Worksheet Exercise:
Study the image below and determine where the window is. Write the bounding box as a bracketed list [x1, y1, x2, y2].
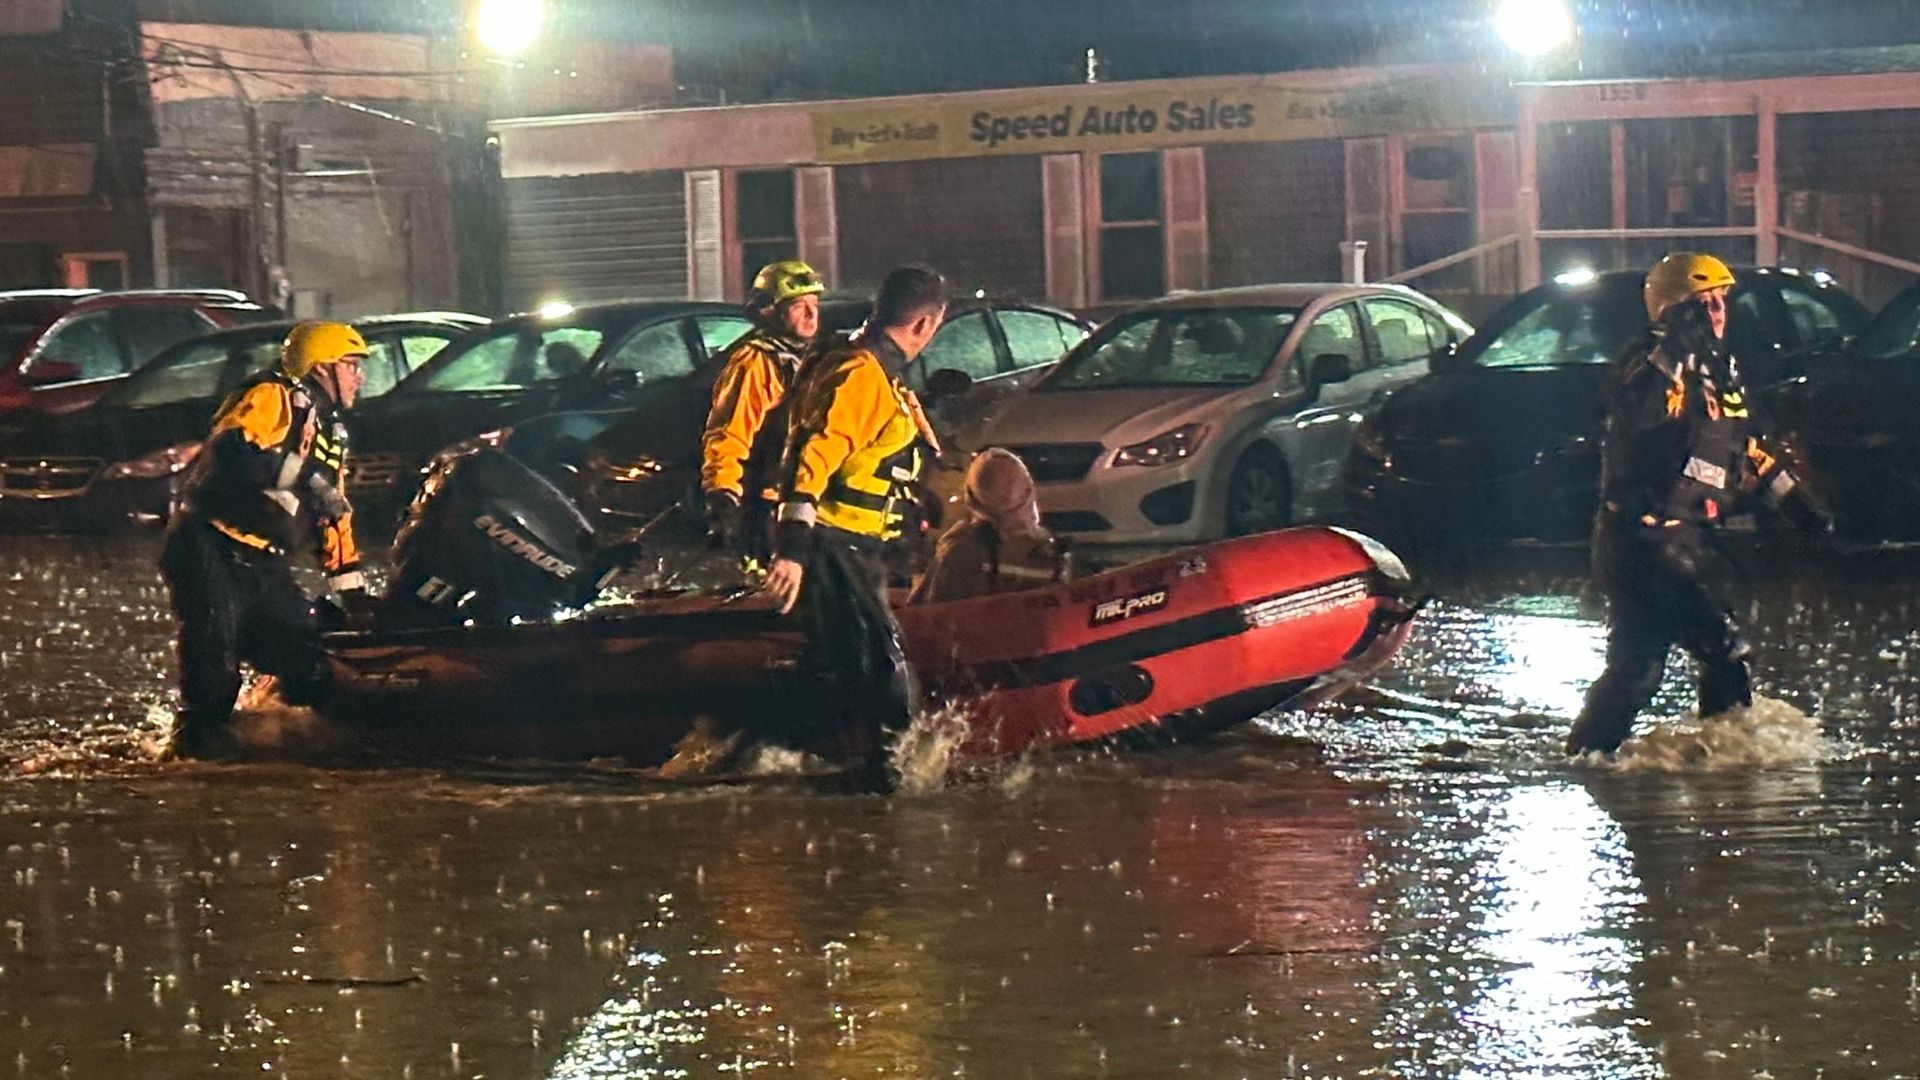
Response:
[998, 309, 1084, 371]
[737, 170, 798, 294]
[603, 321, 693, 382]
[1295, 305, 1365, 375]
[1470, 282, 1646, 369]
[408, 325, 607, 393]
[22, 312, 122, 384]
[1857, 286, 1920, 361]
[1099, 152, 1164, 300]
[1362, 298, 1434, 366]
[400, 333, 454, 375]
[914, 311, 999, 387]
[358, 338, 405, 399]
[1421, 307, 1463, 349]
[1044, 307, 1299, 391]
[116, 308, 214, 368]
[115, 339, 235, 407]
[1777, 282, 1850, 352]
[695, 316, 754, 359]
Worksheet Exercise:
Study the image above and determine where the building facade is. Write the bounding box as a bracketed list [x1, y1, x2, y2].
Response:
[491, 57, 1920, 318]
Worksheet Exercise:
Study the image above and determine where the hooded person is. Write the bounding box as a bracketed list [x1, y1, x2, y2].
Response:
[910, 448, 1068, 603]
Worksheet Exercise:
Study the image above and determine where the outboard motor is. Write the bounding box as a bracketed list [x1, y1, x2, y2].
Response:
[383, 448, 628, 628]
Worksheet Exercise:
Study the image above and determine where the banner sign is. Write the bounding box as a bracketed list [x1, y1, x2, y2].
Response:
[812, 74, 1510, 164]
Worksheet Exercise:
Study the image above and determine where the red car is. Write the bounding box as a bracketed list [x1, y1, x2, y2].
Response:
[0, 288, 272, 417]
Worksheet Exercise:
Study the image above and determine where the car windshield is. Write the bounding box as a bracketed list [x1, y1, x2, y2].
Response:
[1856, 283, 1920, 360]
[1463, 276, 1647, 368]
[402, 323, 606, 393]
[1041, 307, 1299, 390]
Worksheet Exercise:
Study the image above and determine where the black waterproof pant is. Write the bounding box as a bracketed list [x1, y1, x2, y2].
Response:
[791, 528, 920, 773]
[160, 518, 324, 753]
[1568, 518, 1752, 754]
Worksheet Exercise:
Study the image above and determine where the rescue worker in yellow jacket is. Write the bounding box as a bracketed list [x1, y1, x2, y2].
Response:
[160, 321, 372, 755]
[762, 266, 949, 785]
[701, 259, 824, 562]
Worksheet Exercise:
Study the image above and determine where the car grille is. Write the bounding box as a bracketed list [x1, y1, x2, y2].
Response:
[347, 453, 413, 491]
[0, 457, 103, 499]
[1007, 443, 1104, 483]
[1041, 510, 1111, 533]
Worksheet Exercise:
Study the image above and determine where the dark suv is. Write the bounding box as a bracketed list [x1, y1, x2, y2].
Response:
[0, 289, 272, 417]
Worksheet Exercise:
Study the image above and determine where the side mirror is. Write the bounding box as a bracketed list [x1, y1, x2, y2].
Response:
[923, 367, 974, 404]
[20, 358, 83, 386]
[1309, 353, 1352, 386]
[1428, 341, 1463, 375]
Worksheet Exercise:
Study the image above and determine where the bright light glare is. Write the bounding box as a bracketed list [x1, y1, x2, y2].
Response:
[1553, 267, 1597, 287]
[476, 0, 543, 57]
[536, 300, 574, 320]
[1495, 0, 1574, 57]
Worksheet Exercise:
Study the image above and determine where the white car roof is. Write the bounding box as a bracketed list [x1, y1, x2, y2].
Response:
[1137, 282, 1432, 311]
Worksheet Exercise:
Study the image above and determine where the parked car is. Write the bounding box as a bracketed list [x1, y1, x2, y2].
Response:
[0, 288, 273, 417]
[0, 313, 484, 530]
[1764, 277, 1920, 540]
[970, 283, 1474, 545]
[346, 300, 748, 520]
[506, 295, 1092, 530]
[818, 294, 1092, 446]
[1343, 267, 1871, 546]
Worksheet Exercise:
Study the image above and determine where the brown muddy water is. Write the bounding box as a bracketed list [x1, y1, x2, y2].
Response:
[1, 532, 1917, 1078]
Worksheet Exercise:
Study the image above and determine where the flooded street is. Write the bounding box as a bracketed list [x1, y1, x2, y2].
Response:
[2, 532, 1917, 1078]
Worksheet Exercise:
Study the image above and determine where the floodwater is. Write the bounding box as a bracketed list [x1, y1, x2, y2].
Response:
[2, 532, 1917, 1078]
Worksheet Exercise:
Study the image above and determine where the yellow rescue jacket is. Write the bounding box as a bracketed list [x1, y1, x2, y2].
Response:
[700, 328, 805, 503]
[178, 371, 363, 591]
[777, 329, 924, 543]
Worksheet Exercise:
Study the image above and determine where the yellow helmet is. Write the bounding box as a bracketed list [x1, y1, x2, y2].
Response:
[749, 259, 824, 307]
[280, 321, 369, 380]
[1643, 252, 1736, 320]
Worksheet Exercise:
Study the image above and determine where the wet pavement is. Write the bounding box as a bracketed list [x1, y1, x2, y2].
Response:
[1, 532, 1917, 1078]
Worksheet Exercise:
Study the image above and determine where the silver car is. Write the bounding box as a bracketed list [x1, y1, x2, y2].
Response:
[975, 283, 1473, 545]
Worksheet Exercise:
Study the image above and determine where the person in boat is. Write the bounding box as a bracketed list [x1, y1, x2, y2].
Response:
[700, 259, 825, 565]
[1566, 253, 1832, 756]
[910, 447, 1068, 603]
[160, 321, 374, 755]
[761, 265, 949, 785]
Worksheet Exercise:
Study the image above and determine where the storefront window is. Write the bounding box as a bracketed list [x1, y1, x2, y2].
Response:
[737, 170, 797, 293]
[1099, 152, 1165, 301]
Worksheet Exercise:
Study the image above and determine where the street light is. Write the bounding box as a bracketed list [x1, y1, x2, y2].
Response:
[475, 0, 543, 57]
[1494, 0, 1574, 57]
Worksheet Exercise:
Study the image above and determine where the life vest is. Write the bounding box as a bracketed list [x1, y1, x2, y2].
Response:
[780, 331, 923, 542]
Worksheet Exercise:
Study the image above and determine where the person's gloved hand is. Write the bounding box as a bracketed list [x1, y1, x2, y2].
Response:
[1660, 296, 1722, 362]
[704, 492, 739, 551]
[335, 588, 381, 631]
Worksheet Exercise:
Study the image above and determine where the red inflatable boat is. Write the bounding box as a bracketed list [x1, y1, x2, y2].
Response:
[313, 526, 1417, 764]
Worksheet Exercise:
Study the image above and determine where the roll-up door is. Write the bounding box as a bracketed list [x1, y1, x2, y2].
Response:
[1205, 140, 1346, 286]
[504, 171, 688, 310]
[835, 156, 1046, 298]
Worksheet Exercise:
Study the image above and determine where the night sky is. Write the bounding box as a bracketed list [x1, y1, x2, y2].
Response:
[128, 0, 1920, 102]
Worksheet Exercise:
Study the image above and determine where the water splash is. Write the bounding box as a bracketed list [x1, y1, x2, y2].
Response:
[890, 703, 975, 795]
[226, 677, 354, 756]
[7, 701, 175, 776]
[1587, 695, 1829, 773]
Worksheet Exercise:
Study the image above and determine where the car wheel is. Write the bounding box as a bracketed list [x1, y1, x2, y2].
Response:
[1224, 448, 1292, 537]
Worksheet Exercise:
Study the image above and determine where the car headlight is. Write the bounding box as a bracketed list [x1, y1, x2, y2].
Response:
[99, 441, 202, 481]
[424, 427, 513, 472]
[1112, 424, 1207, 467]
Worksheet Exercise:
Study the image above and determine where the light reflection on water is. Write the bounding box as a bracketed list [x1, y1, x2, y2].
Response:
[1, 534, 1918, 1077]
